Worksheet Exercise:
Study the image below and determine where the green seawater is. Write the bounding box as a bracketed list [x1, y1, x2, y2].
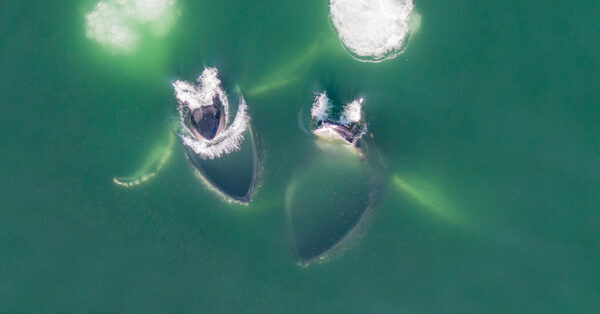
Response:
[1, 0, 599, 312]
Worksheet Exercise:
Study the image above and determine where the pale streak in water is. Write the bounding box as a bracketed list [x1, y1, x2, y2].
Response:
[173, 68, 250, 159]
[248, 39, 323, 96]
[393, 175, 471, 228]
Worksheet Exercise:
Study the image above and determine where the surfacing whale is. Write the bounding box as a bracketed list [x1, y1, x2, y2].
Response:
[286, 91, 383, 265]
[173, 67, 259, 204]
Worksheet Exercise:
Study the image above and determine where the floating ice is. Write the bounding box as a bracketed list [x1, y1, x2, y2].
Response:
[310, 91, 366, 145]
[173, 68, 250, 159]
[85, 0, 177, 52]
[329, 0, 414, 62]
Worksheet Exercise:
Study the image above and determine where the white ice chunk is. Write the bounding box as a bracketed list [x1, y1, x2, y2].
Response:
[329, 0, 414, 62]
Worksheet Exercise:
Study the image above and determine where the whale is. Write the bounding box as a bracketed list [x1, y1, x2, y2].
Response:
[313, 120, 360, 145]
[286, 91, 383, 265]
[173, 67, 260, 204]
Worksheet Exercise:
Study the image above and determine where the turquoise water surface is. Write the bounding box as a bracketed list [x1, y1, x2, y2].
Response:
[1, 0, 599, 312]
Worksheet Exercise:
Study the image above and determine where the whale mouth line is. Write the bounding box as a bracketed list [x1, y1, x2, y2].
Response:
[289, 195, 380, 266]
[112, 130, 176, 188]
[85, 0, 178, 52]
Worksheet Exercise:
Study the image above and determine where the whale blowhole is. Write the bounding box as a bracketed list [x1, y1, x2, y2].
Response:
[286, 91, 384, 265]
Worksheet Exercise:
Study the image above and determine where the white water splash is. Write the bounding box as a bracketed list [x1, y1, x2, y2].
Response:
[329, 0, 414, 62]
[311, 92, 331, 121]
[339, 98, 363, 125]
[173, 67, 229, 122]
[173, 68, 250, 159]
[85, 0, 177, 52]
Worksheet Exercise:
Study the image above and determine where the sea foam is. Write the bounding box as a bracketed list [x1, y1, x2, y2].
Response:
[329, 0, 414, 62]
[85, 0, 177, 52]
[311, 92, 332, 122]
